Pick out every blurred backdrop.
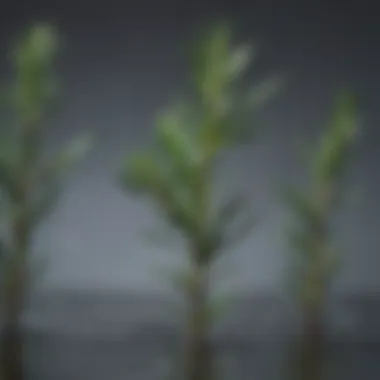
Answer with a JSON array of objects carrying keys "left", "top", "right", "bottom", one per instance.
[{"left": 0, "top": 0, "right": 379, "bottom": 379}]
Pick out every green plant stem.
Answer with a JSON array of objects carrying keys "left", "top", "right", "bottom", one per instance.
[
  {"left": 184, "top": 250, "right": 214, "bottom": 380},
  {"left": 183, "top": 161, "right": 215, "bottom": 380},
  {"left": 0, "top": 121, "right": 38, "bottom": 380},
  {"left": 295, "top": 302, "right": 326, "bottom": 380}
]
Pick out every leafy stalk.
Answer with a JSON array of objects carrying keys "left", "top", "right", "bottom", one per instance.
[
  {"left": 120, "top": 22, "right": 280, "bottom": 380},
  {"left": 0, "top": 23, "right": 92, "bottom": 380},
  {"left": 284, "top": 92, "right": 359, "bottom": 380}
]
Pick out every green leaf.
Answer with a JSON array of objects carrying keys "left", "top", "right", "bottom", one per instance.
[
  {"left": 191, "top": 21, "right": 232, "bottom": 96},
  {"left": 155, "top": 108, "right": 201, "bottom": 177},
  {"left": 11, "top": 24, "right": 58, "bottom": 96},
  {"left": 26, "top": 23, "right": 58, "bottom": 65},
  {"left": 121, "top": 151, "right": 162, "bottom": 194},
  {"left": 11, "top": 23, "right": 59, "bottom": 124},
  {"left": 227, "top": 44, "right": 253, "bottom": 81},
  {"left": 190, "top": 21, "right": 253, "bottom": 111},
  {"left": 164, "top": 194, "right": 200, "bottom": 237},
  {"left": 122, "top": 150, "right": 200, "bottom": 236},
  {"left": 315, "top": 91, "right": 358, "bottom": 184}
]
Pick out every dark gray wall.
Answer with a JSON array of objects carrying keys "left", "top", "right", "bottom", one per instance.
[{"left": 0, "top": 0, "right": 378, "bottom": 295}]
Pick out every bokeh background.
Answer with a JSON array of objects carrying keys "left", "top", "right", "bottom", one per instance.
[{"left": 0, "top": 0, "right": 379, "bottom": 379}]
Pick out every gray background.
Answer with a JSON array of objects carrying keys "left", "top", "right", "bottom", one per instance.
[
  {"left": 0, "top": 0, "right": 379, "bottom": 379},
  {"left": 0, "top": 0, "right": 378, "bottom": 294}
]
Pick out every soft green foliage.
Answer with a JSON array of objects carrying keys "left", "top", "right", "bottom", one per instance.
[
  {"left": 284, "top": 91, "right": 358, "bottom": 308},
  {"left": 0, "top": 22, "right": 92, "bottom": 380},
  {"left": 10, "top": 23, "right": 58, "bottom": 126},
  {"left": 283, "top": 92, "right": 359, "bottom": 380},
  {"left": 0, "top": 22, "right": 92, "bottom": 312},
  {"left": 1, "top": 23, "right": 91, "bottom": 240},
  {"left": 121, "top": 23, "right": 279, "bottom": 265},
  {"left": 121, "top": 22, "right": 280, "bottom": 380}
]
